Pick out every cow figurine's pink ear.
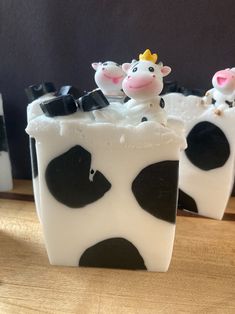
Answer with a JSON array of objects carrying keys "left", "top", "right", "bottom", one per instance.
[
  {"left": 92, "top": 62, "right": 102, "bottom": 71},
  {"left": 122, "top": 63, "right": 132, "bottom": 73},
  {"left": 161, "top": 66, "right": 171, "bottom": 77}
]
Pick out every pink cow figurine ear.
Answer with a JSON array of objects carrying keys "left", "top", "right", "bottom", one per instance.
[
  {"left": 122, "top": 60, "right": 137, "bottom": 74},
  {"left": 160, "top": 65, "right": 171, "bottom": 77},
  {"left": 91, "top": 62, "right": 102, "bottom": 71},
  {"left": 122, "top": 63, "right": 132, "bottom": 73}
]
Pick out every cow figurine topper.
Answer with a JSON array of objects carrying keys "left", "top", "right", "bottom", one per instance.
[
  {"left": 202, "top": 68, "right": 235, "bottom": 114},
  {"left": 92, "top": 61, "right": 126, "bottom": 97},
  {"left": 122, "top": 49, "right": 171, "bottom": 125}
]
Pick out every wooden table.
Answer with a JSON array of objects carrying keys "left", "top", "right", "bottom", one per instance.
[{"left": 0, "top": 180, "right": 234, "bottom": 313}]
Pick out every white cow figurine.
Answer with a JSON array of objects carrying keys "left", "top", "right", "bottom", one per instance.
[
  {"left": 202, "top": 68, "right": 235, "bottom": 114},
  {"left": 92, "top": 61, "right": 126, "bottom": 97},
  {"left": 122, "top": 49, "right": 171, "bottom": 125}
]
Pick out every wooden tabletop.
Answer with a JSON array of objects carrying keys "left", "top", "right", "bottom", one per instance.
[{"left": 0, "top": 180, "right": 234, "bottom": 313}]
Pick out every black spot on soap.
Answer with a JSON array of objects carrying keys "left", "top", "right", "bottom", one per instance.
[
  {"left": 46, "top": 145, "right": 111, "bottom": 207},
  {"left": 185, "top": 121, "right": 230, "bottom": 170},
  {"left": 0, "top": 116, "right": 8, "bottom": 152},
  {"left": 79, "top": 238, "right": 146, "bottom": 270},
  {"left": 29, "top": 137, "right": 38, "bottom": 178},
  {"left": 178, "top": 189, "right": 198, "bottom": 213},
  {"left": 132, "top": 161, "right": 179, "bottom": 224}
]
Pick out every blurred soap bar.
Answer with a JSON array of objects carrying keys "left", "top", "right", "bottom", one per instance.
[
  {"left": 0, "top": 94, "right": 13, "bottom": 191},
  {"left": 164, "top": 93, "right": 235, "bottom": 220}
]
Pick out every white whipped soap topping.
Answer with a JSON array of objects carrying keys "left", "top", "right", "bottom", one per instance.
[{"left": 26, "top": 100, "right": 186, "bottom": 151}]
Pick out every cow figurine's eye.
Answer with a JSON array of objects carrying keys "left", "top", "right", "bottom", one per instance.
[
  {"left": 160, "top": 98, "right": 165, "bottom": 108},
  {"left": 148, "top": 67, "right": 154, "bottom": 72},
  {"left": 132, "top": 67, "right": 138, "bottom": 72},
  {"left": 116, "top": 63, "right": 120, "bottom": 67},
  {"left": 103, "top": 63, "right": 108, "bottom": 66}
]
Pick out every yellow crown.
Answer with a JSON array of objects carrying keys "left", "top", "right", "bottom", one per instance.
[{"left": 139, "top": 49, "right": 158, "bottom": 63}]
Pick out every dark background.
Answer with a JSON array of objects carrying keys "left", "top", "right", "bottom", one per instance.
[{"left": 0, "top": 0, "right": 235, "bottom": 179}]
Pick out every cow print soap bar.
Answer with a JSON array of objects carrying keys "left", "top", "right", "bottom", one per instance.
[
  {"left": 164, "top": 93, "right": 235, "bottom": 219},
  {"left": 26, "top": 49, "right": 186, "bottom": 272}
]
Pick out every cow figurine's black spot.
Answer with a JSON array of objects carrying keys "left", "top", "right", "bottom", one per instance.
[
  {"left": 212, "top": 98, "right": 216, "bottom": 105},
  {"left": 79, "top": 237, "right": 146, "bottom": 270},
  {"left": 185, "top": 121, "right": 230, "bottom": 170},
  {"left": 178, "top": 189, "right": 198, "bottom": 213},
  {"left": 0, "top": 116, "right": 8, "bottom": 152},
  {"left": 225, "top": 100, "right": 233, "bottom": 108},
  {"left": 29, "top": 137, "right": 38, "bottom": 178},
  {"left": 46, "top": 145, "right": 111, "bottom": 207},
  {"left": 132, "top": 160, "right": 179, "bottom": 224}
]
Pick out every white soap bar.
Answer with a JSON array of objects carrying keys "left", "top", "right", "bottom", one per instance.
[
  {"left": 0, "top": 94, "right": 13, "bottom": 191},
  {"left": 164, "top": 93, "right": 235, "bottom": 219},
  {"left": 26, "top": 101, "right": 186, "bottom": 272}
]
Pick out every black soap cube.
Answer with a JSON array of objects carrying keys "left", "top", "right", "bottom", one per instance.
[
  {"left": 25, "top": 82, "right": 56, "bottom": 102},
  {"left": 56, "top": 86, "right": 84, "bottom": 99},
  {"left": 40, "top": 95, "right": 78, "bottom": 117},
  {"left": 78, "top": 90, "right": 109, "bottom": 112}
]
